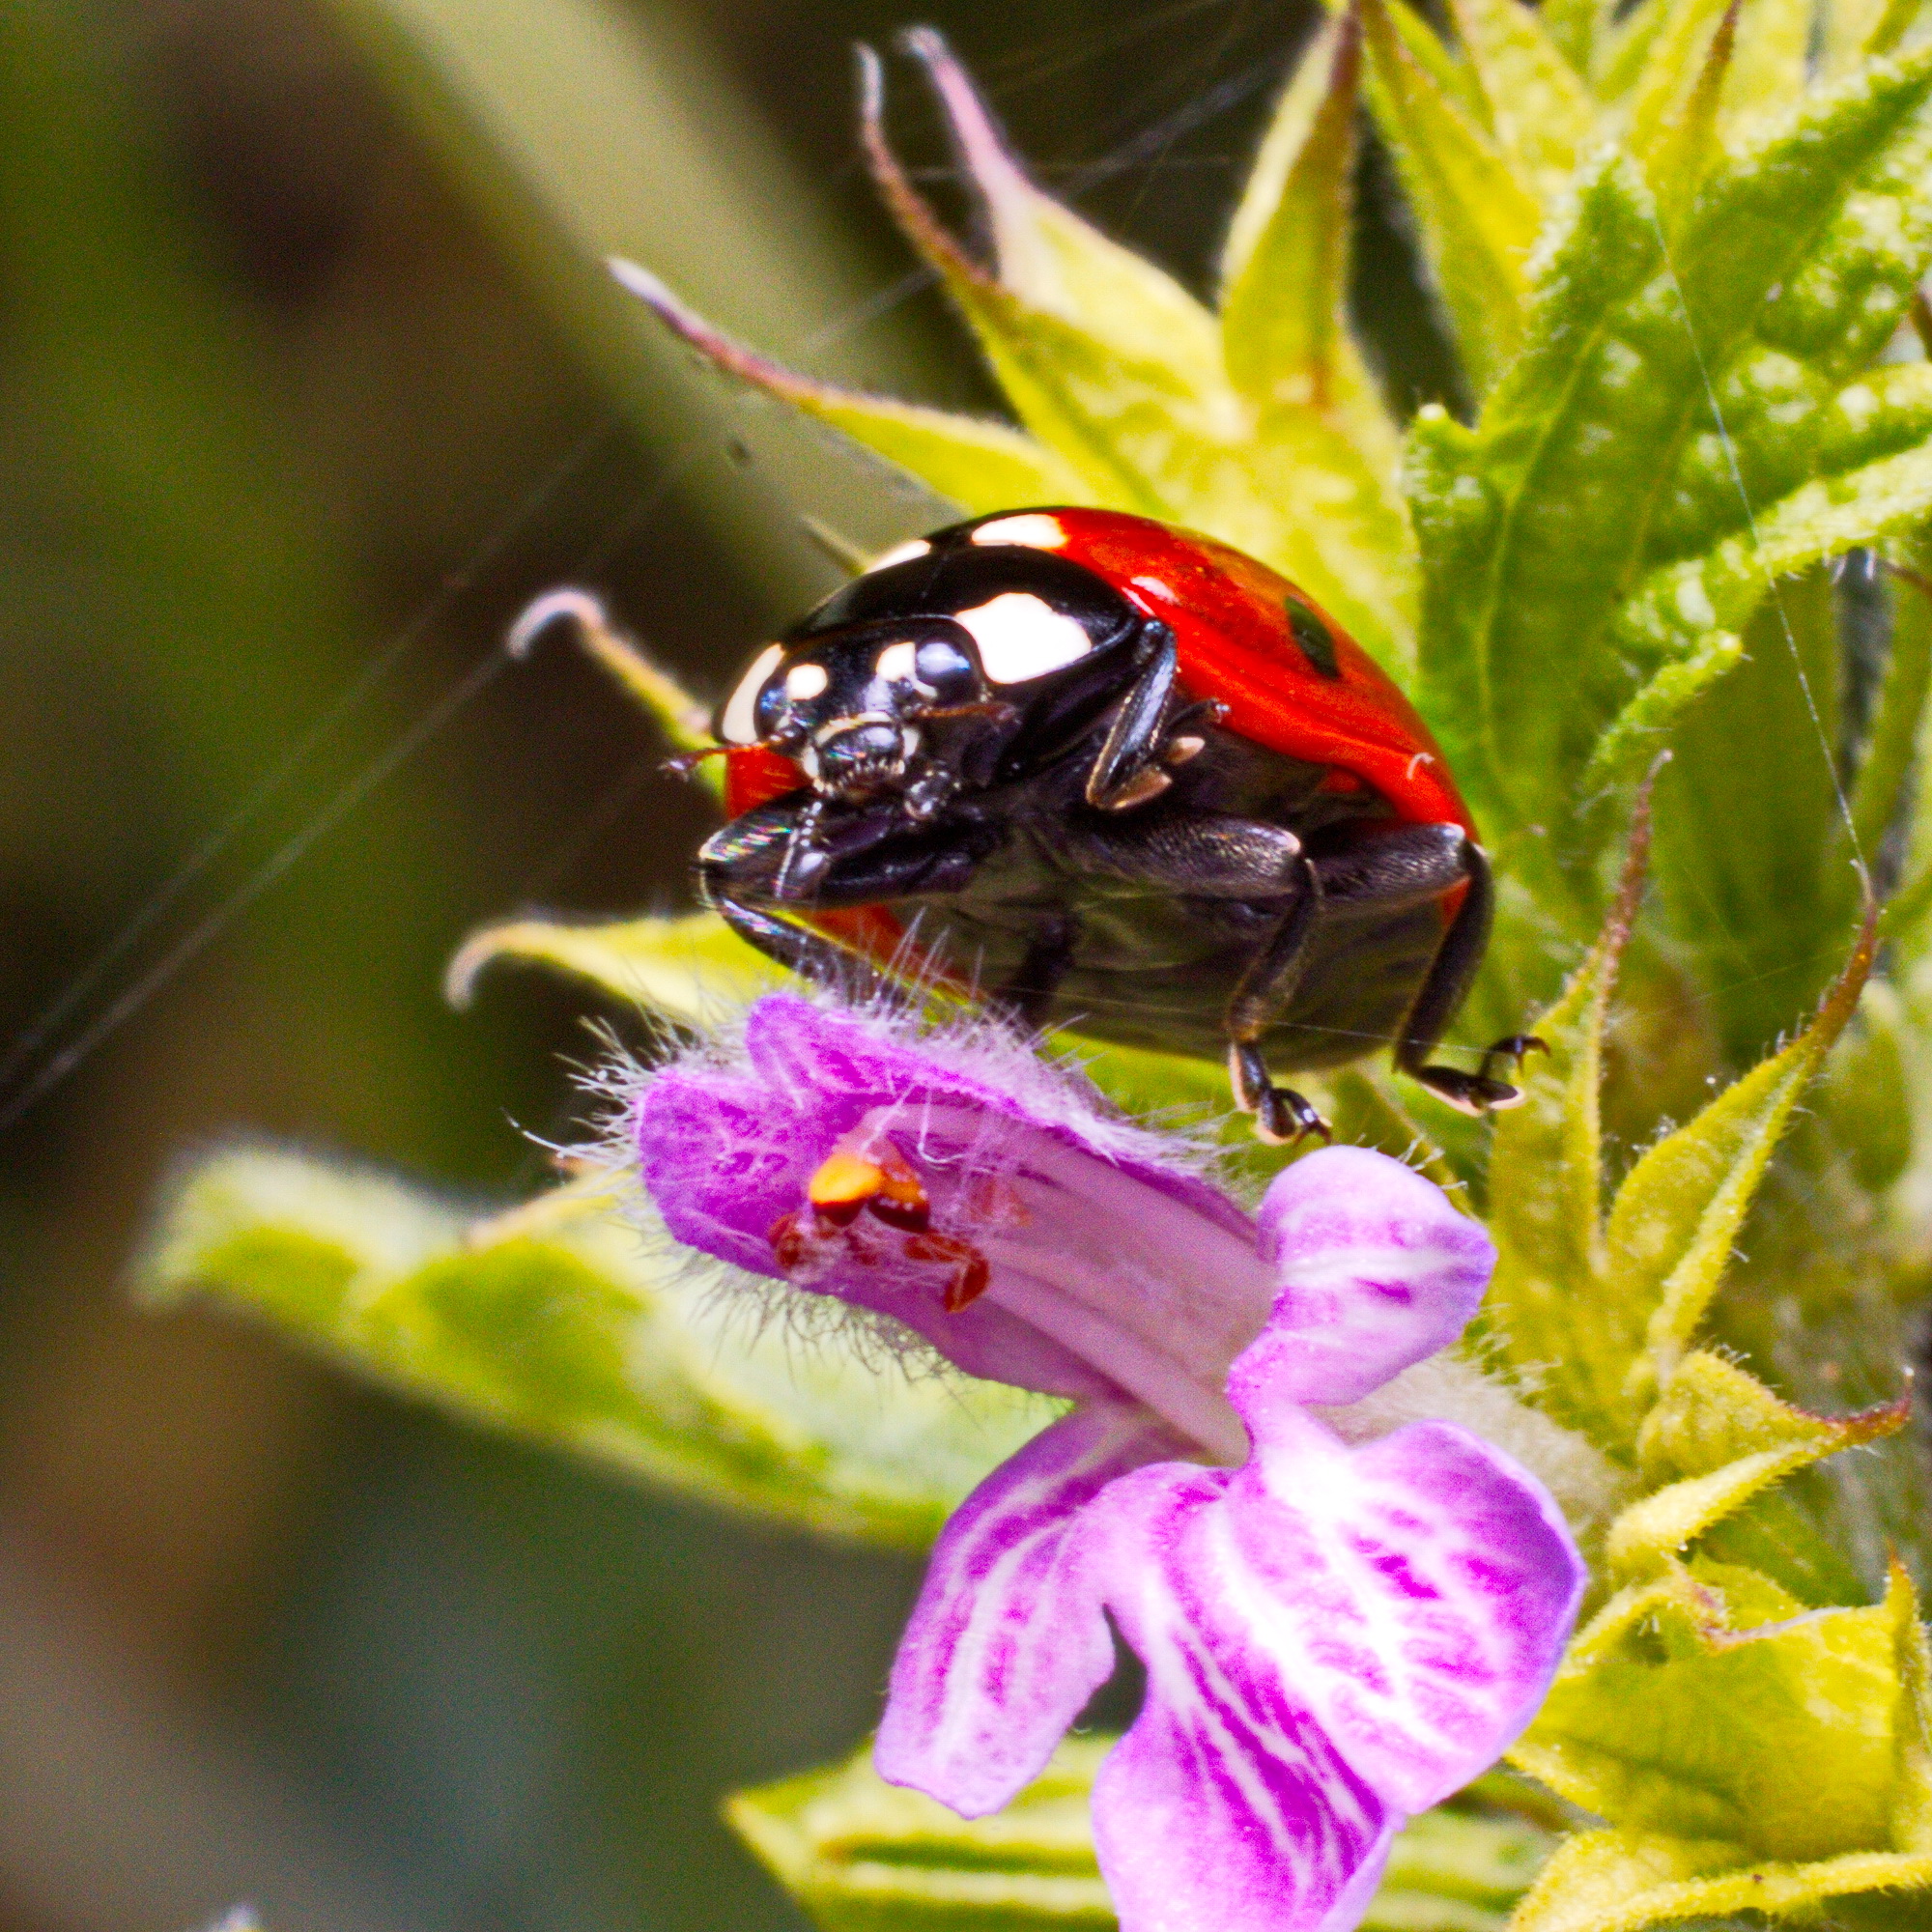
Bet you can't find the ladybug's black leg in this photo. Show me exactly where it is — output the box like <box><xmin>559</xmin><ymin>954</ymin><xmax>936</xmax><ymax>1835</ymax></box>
<box><xmin>1226</xmin><ymin>855</ymin><xmax>1330</xmax><ymax>1144</ymax></box>
<box><xmin>1388</xmin><ymin>838</ymin><xmax>1527</xmax><ymax>1115</ymax></box>
<box><xmin>710</xmin><ymin>892</ymin><xmax>859</xmax><ymax>985</ymax></box>
<box><xmin>999</xmin><ymin>914</ymin><xmax>1080</xmax><ymax>1031</ymax></box>
<box><xmin>1084</xmin><ymin>623</ymin><xmax>1180</xmax><ymax>812</ymax></box>
<box><xmin>1231</xmin><ymin>1040</ymin><xmax>1330</xmax><ymax>1145</ymax></box>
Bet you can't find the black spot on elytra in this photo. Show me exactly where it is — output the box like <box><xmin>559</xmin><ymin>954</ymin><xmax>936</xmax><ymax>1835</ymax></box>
<box><xmin>1285</xmin><ymin>596</ymin><xmax>1341</xmax><ymax>679</ymax></box>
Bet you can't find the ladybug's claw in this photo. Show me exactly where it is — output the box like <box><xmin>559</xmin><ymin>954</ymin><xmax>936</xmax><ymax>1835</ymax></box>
<box><xmin>1412</xmin><ymin>1066</ymin><xmax>1528</xmax><ymax>1116</ymax></box>
<box><xmin>1478</xmin><ymin>1034</ymin><xmax>1548</xmax><ymax>1084</ymax></box>
<box><xmin>1230</xmin><ymin>1042</ymin><xmax>1330</xmax><ymax>1146</ymax></box>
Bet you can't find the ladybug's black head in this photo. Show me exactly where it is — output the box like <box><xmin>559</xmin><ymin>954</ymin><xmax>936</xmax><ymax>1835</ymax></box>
<box><xmin>713</xmin><ymin>519</ymin><xmax>1145</xmax><ymax>814</ymax></box>
<box><xmin>716</xmin><ymin>614</ymin><xmax>990</xmax><ymax>803</ymax></box>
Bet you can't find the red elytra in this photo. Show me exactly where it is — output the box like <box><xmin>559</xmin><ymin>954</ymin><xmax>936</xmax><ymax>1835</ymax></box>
<box><xmin>724</xmin><ymin>507</ymin><xmax>1471</xmax><ymax>860</ymax></box>
<box><xmin>1040</xmin><ymin>511</ymin><xmax>1472</xmax><ymax>838</ymax></box>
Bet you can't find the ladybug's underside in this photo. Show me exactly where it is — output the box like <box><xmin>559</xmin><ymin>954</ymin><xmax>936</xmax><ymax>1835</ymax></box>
<box><xmin>706</xmin><ymin>726</ymin><xmax>1451</xmax><ymax>1071</ymax></box>
<box><xmin>696</xmin><ymin>507</ymin><xmax>1534</xmax><ymax>1140</ymax></box>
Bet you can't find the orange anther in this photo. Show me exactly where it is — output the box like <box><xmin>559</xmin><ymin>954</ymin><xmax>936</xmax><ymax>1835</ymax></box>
<box><xmin>869</xmin><ymin>1149</ymin><xmax>931</xmax><ymax>1232</ymax></box>
<box><xmin>808</xmin><ymin>1150</ymin><xmax>885</xmax><ymax>1227</ymax></box>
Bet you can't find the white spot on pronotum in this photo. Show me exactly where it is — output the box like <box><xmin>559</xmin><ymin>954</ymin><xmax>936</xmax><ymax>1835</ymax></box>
<box><xmin>953</xmin><ymin>593</ymin><xmax>1094</xmax><ymax>684</ymax></box>
<box><xmin>867</xmin><ymin>538</ymin><xmax>931</xmax><ymax>572</ymax></box>
<box><xmin>971</xmin><ymin>514</ymin><xmax>1066</xmax><ymax>550</ymax></box>
<box><xmin>784</xmin><ymin>661</ymin><xmax>830</xmax><ymax>701</ymax></box>
<box><xmin>719</xmin><ymin>642</ymin><xmax>783</xmax><ymax>744</ymax></box>
<box><xmin>874</xmin><ymin>639</ymin><xmax>920</xmax><ymax>684</ymax></box>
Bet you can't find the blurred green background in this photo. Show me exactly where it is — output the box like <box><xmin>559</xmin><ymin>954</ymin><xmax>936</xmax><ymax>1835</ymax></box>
<box><xmin>0</xmin><ymin>3</ymin><xmax>1451</xmax><ymax>1928</ymax></box>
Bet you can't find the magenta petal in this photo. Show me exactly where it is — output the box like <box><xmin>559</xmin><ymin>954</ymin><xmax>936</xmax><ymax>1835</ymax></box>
<box><xmin>875</xmin><ymin>1398</ymin><xmax>1191</xmax><ymax>1818</ymax></box>
<box><xmin>1249</xmin><ymin>1147</ymin><xmax>1494</xmax><ymax>1407</ymax></box>
<box><xmin>1164</xmin><ymin>1406</ymin><xmax>1583</xmax><ymax>1816</ymax></box>
<box><xmin>1083</xmin><ymin>1468</ymin><xmax>1400</xmax><ymax>1932</ymax></box>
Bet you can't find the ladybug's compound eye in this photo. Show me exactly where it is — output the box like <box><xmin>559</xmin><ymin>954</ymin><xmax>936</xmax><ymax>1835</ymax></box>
<box><xmin>910</xmin><ymin>636</ymin><xmax>977</xmax><ymax>697</ymax></box>
<box><xmin>718</xmin><ymin>642</ymin><xmax>783</xmax><ymax>745</ymax></box>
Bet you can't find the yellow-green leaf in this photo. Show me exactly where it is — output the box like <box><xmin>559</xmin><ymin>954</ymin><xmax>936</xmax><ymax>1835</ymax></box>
<box><xmin>1220</xmin><ymin>15</ymin><xmax>1381</xmax><ymax>432</ymax></box>
<box><xmin>1359</xmin><ymin>0</ymin><xmax>1543</xmax><ymax>395</ymax></box>
<box><xmin>1723</xmin><ymin>0</ymin><xmax>1816</xmax><ymax>140</ymax></box>
<box><xmin>141</xmin><ymin>1147</ymin><xmax>1045</xmax><ymax>1550</ymax></box>
<box><xmin>1603</xmin><ymin>912</ymin><xmax>1874</xmax><ymax>1423</ymax></box>
<box><xmin>1484</xmin><ymin>792</ymin><xmax>1650</xmax><ymax>1444</ymax></box>
<box><xmin>1641</xmin><ymin>0</ymin><xmax>1736</xmax><ymax>237</ymax></box>
<box><xmin>727</xmin><ymin>1736</ymin><xmax>1558</xmax><ymax>1932</ymax></box>
<box><xmin>1445</xmin><ymin>0</ymin><xmax>1597</xmax><ymax>203</ymax></box>
<box><xmin>895</xmin><ymin>30</ymin><xmax>1226</xmax><ymax>400</ymax></box>
<box><xmin>611</xmin><ymin>259</ymin><xmax>1094</xmax><ymax>517</ymax></box>
<box><xmin>1509</xmin><ymin>1826</ymin><xmax>1932</xmax><ymax>1931</ymax></box>
<box><xmin>446</xmin><ymin>908</ymin><xmax>784</xmax><ymax>1025</ymax></box>
<box><xmin>1620</xmin><ymin>0</ymin><xmax>1736</xmax><ymax>149</ymax></box>
<box><xmin>1515</xmin><ymin>1561</ymin><xmax>1921</xmax><ymax>1863</ymax></box>
<box><xmin>1579</xmin><ymin>628</ymin><xmax>1746</xmax><ymax>798</ymax></box>
<box><xmin>1849</xmin><ymin>544</ymin><xmax>1932</xmax><ymax>867</ymax></box>
<box><xmin>1606</xmin><ymin>1350</ymin><xmax>1910</xmax><ymax>1576</ymax></box>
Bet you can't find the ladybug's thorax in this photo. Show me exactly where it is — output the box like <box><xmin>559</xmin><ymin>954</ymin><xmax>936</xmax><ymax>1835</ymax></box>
<box><xmin>713</xmin><ymin>530</ymin><xmax>1148</xmax><ymax>810</ymax></box>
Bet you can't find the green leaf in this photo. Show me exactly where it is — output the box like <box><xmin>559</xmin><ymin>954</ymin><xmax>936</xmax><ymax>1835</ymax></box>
<box><xmin>1649</xmin><ymin>571</ymin><xmax>1857</xmax><ymax>1063</ymax></box>
<box><xmin>1484</xmin><ymin>789</ymin><xmax>1650</xmax><ymax>1444</ymax></box>
<box><xmin>859</xmin><ymin>49</ymin><xmax>1418</xmax><ymax>665</ymax></box>
<box><xmin>1359</xmin><ymin>0</ymin><xmax>1543</xmax><ymax>397</ymax></box>
<box><xmin>140</xmin><ymin>1147</ymin><xmax>1045</xmax><ymax>1550</ymax></box>
<box><xmin>610</xmin><ymin>260</ymin><xmax>1094</xmax><ymax>518</ymax></box>
<box><xmin>1220</xmin><ymin>15</ymin><xmax>1356</xmax><ymax>297</ymax></box>
<box><xmin>1622</xmin><ymin>0</ymin><xmax>1736</xmax><ymax>154</ymax></box>
<box><xmin>1577</xmin><ymin>626</ymin><xmax>1745</xmax><ymax>798</ymax></box>
<box><xmin>1618</xmin><ymin>441</ymin><xmax>1932</xmax><ymax>668</ymax></box>
<box><xmin>895</xmin><ymin>30</ymin><xmax>1226</xmax><ymax>400</ymax></box>
<box><xmin>1444</xmin><ymin>0</ymin><xmax>1597</xmax><ymax>204</ymax></box>
<box><xmin>725</xmin><ymin>1738</ymin><xmax>1557</xmax><ymax>1931</ymax></box>
<box><xmin>446</xmin><ymin>907</ymin><xmax>785</xmax><ymax>1024</ymax></box>
<box><xmin>1641</xmin><ymin>0</ymin><xmax>1736</xmax><ymax>238</ymax></box>
<box><xmin>1723</xmin><ymin>0</ymin><xmax>1816</xmax><ymax>140</ymax></box>
<box><xmin>1541</xmin><ymin>0</ymin><xmax>1614</xmax><ymax>81</ymax></box>
<box><xmin>1509</xmin><ymin>1826</ymin><xmax>1932</xmax><ymax>1931</ymax></box>
<box><xmin>1849</xmin><ymin>546</ymin><xmax>1932</xmax><ymax>867</ymax></box>
<box><xmin>1607</xmin><ymin>1349</ymin><xmax>1910</xmax><ymax>1576</ymax></box>
<box><xmin>1220</xmin><ymin>11</ymin><xmax>1404</xmax><ymax>482</ymax></box>
<box><xmin>1686</xmin><ymin>53</ymin><xmax>1932</xmax><ymax>384</ymax></box>
<box><xmin>1407</xmin><ymin>154</ymin><xmax>1667</xmax><ymax>850</ymax></box>
<box><xmin>1646</xmin><ymin>359</ymin><xmax>1932</xmax><ymax>575</ymax></box>
<box><xmin>1825</xmin><ymin>0</ymin><xmax>1931</xmax><ymax>71</ymax></box>
<box><xmin>1512</xmin><ymin>1567</ymin><xmax>1932</xmax><ymax>1928</ymax></box>
<box><xmin>1412</xmin><ymin>54</ymin><xmax>1932</xmax><ymax>857</ymax></box>
<box><xmin>1603</xmin><ymin>912</ymin><xmax>1874</xmax><ymax>1425</ymax></box>
<box><xmin>1515</xmin><ymin>1561</ymin><xmax>1921</xmax><ymax>1861</ymax></box>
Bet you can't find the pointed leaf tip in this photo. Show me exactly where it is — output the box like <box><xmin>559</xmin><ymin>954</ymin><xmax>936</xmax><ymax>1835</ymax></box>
<box><xmin>1484</xmin><ymin>774</ymin><xmax>1660</xmax><ymax>1443</ymax></box>
<box><xmin>1357</xmin><ymin>0</ymin><xmax>1541</xmax><ymax>395</ymax></box>
<box><xmin>1605</xmin><ymin>904</ymin><xmax>1879</xmax><ymax>1424</ymax></box>
<box><xmin>1220</xmin><ymin>10</ymin><xmax>1366</xmax><ymax>413</ymax></box>
<box><xmin>610</xmin><ymin>253</ymin><xmax>1091</xmax><ymax>514</ymax></box>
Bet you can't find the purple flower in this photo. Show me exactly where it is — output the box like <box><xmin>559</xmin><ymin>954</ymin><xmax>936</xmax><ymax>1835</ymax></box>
<box><xmin>634</xmin><ymin>993</ymin><xmax>1585</xmax><ymax>1932</ymax></box>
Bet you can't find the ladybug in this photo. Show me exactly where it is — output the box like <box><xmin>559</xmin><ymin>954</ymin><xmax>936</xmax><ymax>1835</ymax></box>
<box><xmin>694</xmin><ymin>507</ymin><xmax>1536</xmax><ymax>1141</ymax></box>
